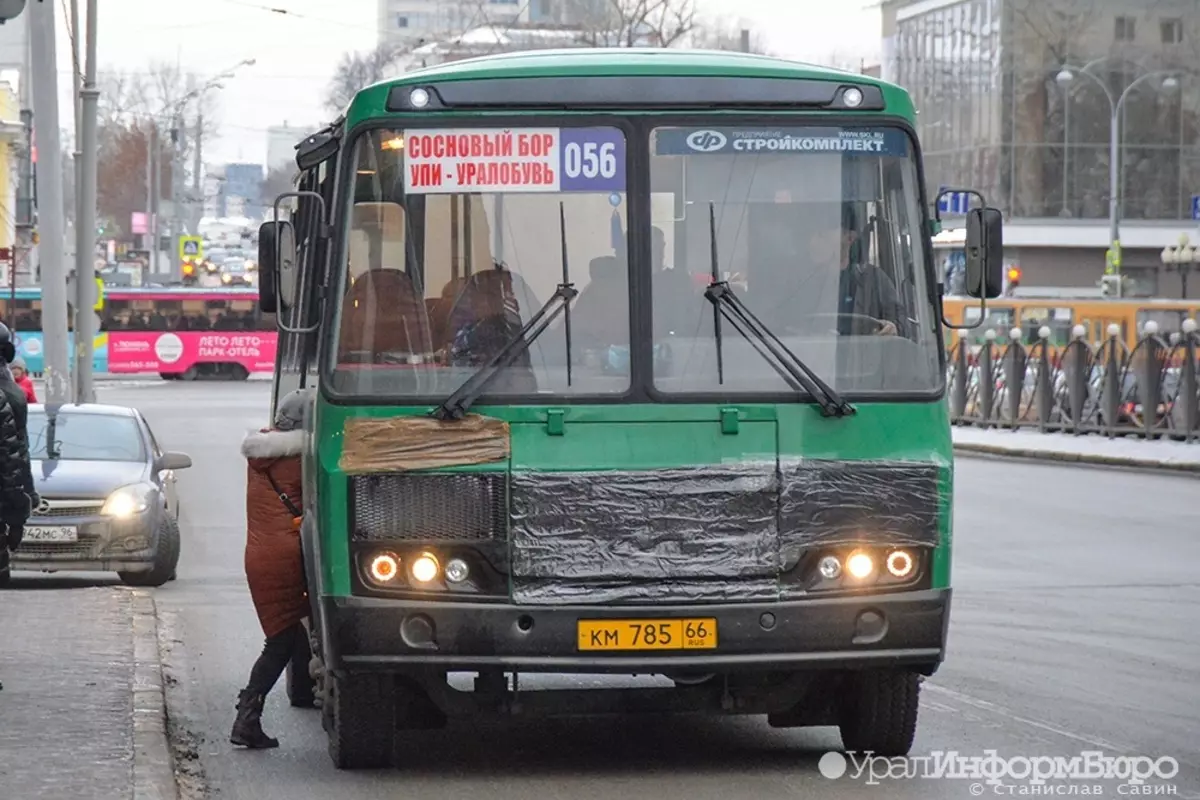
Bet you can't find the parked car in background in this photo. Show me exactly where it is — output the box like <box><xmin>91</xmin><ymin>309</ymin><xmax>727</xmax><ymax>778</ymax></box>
<box><xmin>0</xmin><ymin>403</ymin><xmax>191</xmax><ymax>587</ymax></box>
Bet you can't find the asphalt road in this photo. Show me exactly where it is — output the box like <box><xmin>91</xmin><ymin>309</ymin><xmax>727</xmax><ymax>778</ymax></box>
<box><xmin>83</xmin><ymin>381</ymin><xmax>1200</xmax><ymax>798</ymax></box>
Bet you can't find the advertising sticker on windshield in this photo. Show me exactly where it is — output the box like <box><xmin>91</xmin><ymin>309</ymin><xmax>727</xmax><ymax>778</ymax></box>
<box><xmin>654</xmin><ymin>127</ymin><xmax>909</xmax><ymax>158</ymax></box>
<box><xmin>403</xmin><ymin>127</ymin><xmax>625</xmax><ymax>194</ymax></box>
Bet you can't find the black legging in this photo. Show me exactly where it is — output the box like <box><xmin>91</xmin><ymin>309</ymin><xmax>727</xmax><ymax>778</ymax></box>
<box><xmin>245</xmin><ymin>622</ymin><xmax>311</xmax><ymax>696</ymax></box>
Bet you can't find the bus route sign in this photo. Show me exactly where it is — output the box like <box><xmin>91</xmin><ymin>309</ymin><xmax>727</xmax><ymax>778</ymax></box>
<box><xmin>402</xmin><ymin>127</ymin><xmax>626</xmax><ymax>194</ymax></box>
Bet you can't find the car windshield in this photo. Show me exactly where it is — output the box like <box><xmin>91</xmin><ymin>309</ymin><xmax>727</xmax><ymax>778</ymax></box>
<box><xmin>648</xmin><ymin>125</ymin><xmax>942</xmax><ymax>395</ymax></box>
<box><xmin>27</xmin><ymin>411</ymin><xmax>145</xmax><ymax>462</ymax></box>
<box><xmin>329</xmin><ymin>126</ymin><xmax>630</xmax><ymax>398</ymax></box>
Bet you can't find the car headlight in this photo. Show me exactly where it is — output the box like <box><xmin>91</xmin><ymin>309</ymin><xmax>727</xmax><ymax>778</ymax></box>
<box><xmin>101</xmin><ymin>483</ymin><xmax>157</xmax><ymax>518</ymax></box>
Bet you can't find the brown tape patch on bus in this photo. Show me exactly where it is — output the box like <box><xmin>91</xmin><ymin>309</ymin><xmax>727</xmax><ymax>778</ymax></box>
<box><xmin>339</xmin><ymin>414</ymin><xmax>510</xmax><ymax>474</ymax></box>
<box><xmin>509</xmin><ymin>464</ymin><xmax>777</xmax><ymax>602</ymax></box>
<box><xmin>778</xmin><ymin>459</ymin><xmax>941</xmax><ymax>563</ymax></box>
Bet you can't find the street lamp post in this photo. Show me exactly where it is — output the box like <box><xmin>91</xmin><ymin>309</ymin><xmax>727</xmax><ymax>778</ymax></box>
<box><xmin>1161</xmin><ymin>234</ymin><xmax>1198</xmax><ymax>299</ymax></box>
<box><xmin>1055</xmin><ymin>65</ymin><xmax>1180</xmax><ymax>291</ymax></box>
<box><xmin>143</xmin><ymin>58</ymin><xmax>255</xmax><ymax>282</ymax></box>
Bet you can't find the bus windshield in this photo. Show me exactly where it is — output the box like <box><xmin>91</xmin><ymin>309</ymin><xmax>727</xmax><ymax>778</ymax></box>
<box><xmin>330</xmin><ymin>126</ymin><xmax>629</xmax><ymax>398</ymax></box>
<box><xmin>648</xmin><ymin>125</ymin><xmax>942</xmax><ymax>395</ymax></box>
<box><xmin>328</xmin><ymin>123</ymin><xmax>942</xmax><ymax>399</ymax></box>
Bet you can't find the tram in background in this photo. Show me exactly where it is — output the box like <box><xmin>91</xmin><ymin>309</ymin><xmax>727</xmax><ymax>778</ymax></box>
<box><xmin>941</xmin><ymin>294</ymin><xmax>1200</xmax><ymax>351</ymax></box>
<box><xmin>1</xmin><ymin>286</ymin><xmax>277</xmax><ymax>380</ymax></box>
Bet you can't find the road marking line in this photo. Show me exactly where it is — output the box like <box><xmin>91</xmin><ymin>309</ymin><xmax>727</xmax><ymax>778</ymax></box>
<box><xmin>925</xmin><ymin>684</ymin><xmax>1131</xmax><ymax>752</ymax></box>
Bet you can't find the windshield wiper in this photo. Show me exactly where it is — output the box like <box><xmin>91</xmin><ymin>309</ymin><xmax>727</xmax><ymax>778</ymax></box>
<box><xmin>702</xmin><ymin>203</ymin><xmax>854</xmax><ymax>418</ymax></box>
<box><xmin>431</xmin><ymin>202</ymin><xmax>578</xmax><ymax>421</ymax></box>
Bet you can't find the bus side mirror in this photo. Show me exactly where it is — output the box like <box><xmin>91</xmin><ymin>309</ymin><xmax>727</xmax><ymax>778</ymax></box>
<box><xmin>257</xmin><ymin>220</ymin><xmax>297</xmax><ymax>313</ymax></box>
<box><xmin>964</xmin><ymin>207</ymin><xmax>1003</xmax><ymax>299</ymax></box>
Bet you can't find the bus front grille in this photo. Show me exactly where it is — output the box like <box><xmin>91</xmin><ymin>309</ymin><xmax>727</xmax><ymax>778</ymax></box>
<box><xmin>349</xmin><ymin>473</ymin><xmax>506</xmax><ymax>543</ymax></box>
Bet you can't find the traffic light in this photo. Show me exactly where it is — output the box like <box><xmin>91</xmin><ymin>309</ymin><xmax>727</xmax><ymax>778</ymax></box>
<box><xmin>1005</xmin><ymin>265</ymin><xmax>1021</xmax><ymax>296</ymax></box>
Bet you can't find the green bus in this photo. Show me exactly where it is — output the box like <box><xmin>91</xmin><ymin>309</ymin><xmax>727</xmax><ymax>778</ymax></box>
<box><xmin>258</xmin><ymin>48</ymin><xmax>1003</xmax><ymax>769</ymax></box>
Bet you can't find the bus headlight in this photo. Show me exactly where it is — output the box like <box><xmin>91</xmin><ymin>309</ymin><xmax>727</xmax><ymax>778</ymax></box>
<box><xmin>444</xmin><ymin>557</ymin><xmax>469</xmax><ymax>584</ymax></box>
<box><xmin>817</xmin><ymin>555</ymin><xmax>842</xmax><ymax>580</ymax></box>
<box><xmin>886</xmin><ymin>549</ymin><xmax>915</xmax><ymax>578</ymax></box>
<box><xmin>845</xmin><ymin>551</ymin><xmax>875</xmax><ymax>580</ymax></box>
<box><xmin>410</xmin><ymin>552</ymin><xmax>439</xmax><ymax>583</ymax></box>
<box><xmin>368</xmin><ymin>552</ymin><xmax>400</xmax><ymax>583</ymax></box>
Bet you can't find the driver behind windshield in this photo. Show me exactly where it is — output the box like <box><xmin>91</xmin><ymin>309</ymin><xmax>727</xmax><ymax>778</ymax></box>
<box><xmin>827</xmin><ymin>204</ymin><xmax>907</xmax><ymax>338</ymax></box>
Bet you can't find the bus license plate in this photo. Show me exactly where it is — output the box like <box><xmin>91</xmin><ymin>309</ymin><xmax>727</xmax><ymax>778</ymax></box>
<box><xmin>577</xmin><ymin>618</ymin><xmax>717</xmax><ymax>651</ymax></box>
<box><xmin>24</xmin><ymin>526</ymin><xmax>78</xmax><ymax>543</ymax></box>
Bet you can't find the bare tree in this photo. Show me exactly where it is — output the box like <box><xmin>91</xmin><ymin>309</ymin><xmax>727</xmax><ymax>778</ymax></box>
<box><xmin>323</xmin><ymin>0</ymin><xmax>522</xmax><ymax>111</ymax></box>
<box><xmin>691</xmin><ymin>17</ymin><xmax>769</xmax><ymax>54</ymax></box>
<box><xmin>261</xmin><ymin>163</ymin><xmax>299</xmax><ymax>203</ymax></box>
<box><xmin>570</xmin><ymin>0</ymin><xmax>698</xmax><ymax>48</ymax></box>
<box><xmin>324</xmin><ymin>43</ymin><xmax>410</xmax><ymax>115</ymax></box>
<box><xmin>89</xmin><ymin>61</ymin><xmax>223</xmax><ymax>240</ymax></box>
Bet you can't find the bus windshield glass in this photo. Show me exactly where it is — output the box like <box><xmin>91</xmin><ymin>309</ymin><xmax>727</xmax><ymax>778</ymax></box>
<box><xmin>648</xmin><ymin>125</ymin><xmax>942</xmax><ymax>395</ymax></box>
<box><xmin>329</xmin><ymin>126</ymin><xmax>630</xmax><ymax>398</ymax></box>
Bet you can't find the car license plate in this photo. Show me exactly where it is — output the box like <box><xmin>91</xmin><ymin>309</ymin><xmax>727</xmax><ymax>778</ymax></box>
<box><xmin>577</xmin><ymin>618</ymin><xmax>718</xmax><ymax>651</ymax></box>
<box><xmin>23</xmin><ymin>526</ymin><xmax>78</xmax><ymax>543</ymax></box>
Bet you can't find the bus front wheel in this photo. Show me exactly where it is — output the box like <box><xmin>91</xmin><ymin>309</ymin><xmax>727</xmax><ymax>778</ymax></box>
<box><xmin>837</xmin><ymin>670</ymin><xmax>920</xmax><ymax>757</ymax></box>
<box><xmin>325</xmin><ymin>672</ymin><xmax>395</xmax><ymax>769</ymax></box>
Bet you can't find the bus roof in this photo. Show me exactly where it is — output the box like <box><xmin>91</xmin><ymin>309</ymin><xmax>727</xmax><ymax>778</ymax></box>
<box><xmin>389</xmin><ymin>48</ymin><xmax>892</xmax><ymax>87</ymax></box>
<box><xmin>342</xmin><ymin>48</ymin><xmax>913</xmax><ymax>128</ymax></box>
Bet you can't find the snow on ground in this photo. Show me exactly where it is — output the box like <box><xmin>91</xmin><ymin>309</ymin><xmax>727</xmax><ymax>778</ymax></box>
<box><xmin>952</xmin><ymin>425</ymin><xmax>1200</xmax><ymax>468</ymax></box>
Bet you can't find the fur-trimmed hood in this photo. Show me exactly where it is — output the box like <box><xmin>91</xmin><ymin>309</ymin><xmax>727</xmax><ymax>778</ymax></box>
<box><xmin>241</xmin><ymin>428</ymin><xmax>308</xmax><ymax>460</ymax></box>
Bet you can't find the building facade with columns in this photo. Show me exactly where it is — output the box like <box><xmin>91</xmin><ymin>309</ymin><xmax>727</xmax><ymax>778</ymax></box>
<box><xmin>880</xmin><ymin>0</ymin><xmax>1200</xmax><ymax>297</ymax></box>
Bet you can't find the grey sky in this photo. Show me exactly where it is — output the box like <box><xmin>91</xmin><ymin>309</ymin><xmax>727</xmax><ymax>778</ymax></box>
<box><xmin>49</xmin><ymin>0</ymin><xmax>880</xmax><ymax>166</ymax></box>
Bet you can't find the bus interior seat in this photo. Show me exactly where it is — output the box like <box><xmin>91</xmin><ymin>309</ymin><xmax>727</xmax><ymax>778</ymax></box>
<box><xmin>338</xmin><ymin>201</ymin><xmax>435</xmax><ymax>360</ymax></box>
<box><xmin>338</xmin><ymin>269</ymin><xmax>433</xmax><ymax>361</ymax></box>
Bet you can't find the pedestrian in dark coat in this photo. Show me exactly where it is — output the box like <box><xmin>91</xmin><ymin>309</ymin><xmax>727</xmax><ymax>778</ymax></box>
<box><xmin>230</xmin><ymin>390</ymin><xmax>315</xmax><ymax>749</ymax></box>
<box><xmin>0</xmin><ymin>323</ymin><xmax>38</xmax><ymax>690</ymax></box>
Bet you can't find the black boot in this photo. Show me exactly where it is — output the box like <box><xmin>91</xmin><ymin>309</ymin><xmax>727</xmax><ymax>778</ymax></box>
<box><xmin>230</xmin><ymin>690</ymin><xmax>279</xmax><ymax>749</ymax></box>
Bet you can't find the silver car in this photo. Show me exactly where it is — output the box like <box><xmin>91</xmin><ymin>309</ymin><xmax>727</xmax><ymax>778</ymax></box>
<box><xmin>0</xmin><ymin>403</ymin><xmax>192</xmax><ymax>587</ymax></box>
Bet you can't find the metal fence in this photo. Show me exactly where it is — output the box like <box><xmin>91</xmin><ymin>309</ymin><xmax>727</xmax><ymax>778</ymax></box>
<box><xmin>948</xmin><ymin>319</ymin><xmax>1200</xmax><ymax>441</ymax></box>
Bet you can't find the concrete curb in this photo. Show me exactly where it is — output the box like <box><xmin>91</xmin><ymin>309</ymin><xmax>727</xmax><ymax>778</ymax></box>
<box><xmin>953</xmin><ymin>442</ymin><xmax>1200</xmax><ymax>474</ymax></box>
<box><xmin>130</xmin><ymin>590</ymin><xmax>179</xmax><ymax>800</ymax></box>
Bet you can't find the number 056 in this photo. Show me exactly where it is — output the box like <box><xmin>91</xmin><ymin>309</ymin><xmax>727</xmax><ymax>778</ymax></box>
<box><xmin>564</xmin><ymin>141</ymin><xmax>617</xmax><ymax>179</ymax></box>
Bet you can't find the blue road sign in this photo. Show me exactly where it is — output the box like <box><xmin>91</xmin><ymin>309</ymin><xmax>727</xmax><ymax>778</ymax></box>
<box><xmin>937</xmin><ymin>187</ymin><xmax>971</xmax><ymax>216</ymax></box>
<box><xmin>1192</xmin><ymin>194</ymin><xmax>1200</xmax><ymax>221</ymax></box>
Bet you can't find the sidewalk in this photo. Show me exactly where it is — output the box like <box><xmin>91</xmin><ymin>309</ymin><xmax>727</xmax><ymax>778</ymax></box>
<box><xmin>952</xmin><ymin>426</ymin><xmax>1200</xmax><ymax>472</ymax></box>
<box><xmin>0</xmin><ymin>585</ymin><xmax>176</xmax><ymax>799</ymax></box>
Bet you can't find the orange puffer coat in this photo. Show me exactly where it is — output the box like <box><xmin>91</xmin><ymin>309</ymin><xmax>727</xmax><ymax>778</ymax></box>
<box><xmin>241</xmin><ymin>428</ymin><xmax>308</xmax><ymax>638</ymax></box>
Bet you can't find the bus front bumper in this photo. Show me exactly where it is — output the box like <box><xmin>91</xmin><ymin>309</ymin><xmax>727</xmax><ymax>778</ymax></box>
<box><xmin>322</xmin><ymin>588</ymin><xmax>950</xmax><ymax>675</ymax></box>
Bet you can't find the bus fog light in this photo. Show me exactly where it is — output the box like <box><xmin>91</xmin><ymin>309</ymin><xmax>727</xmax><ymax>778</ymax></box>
<box><xmin>817</xmin><ymin>555</ymin><xmax>842</xmax><ymax>579</ymax></box>
<box><xmin>846</xmin><ymin>551</ymin><xmax>875</xmax><ymax>580</ymax></box>
<box><xmin>369</xmin><ymin>553</ymin><xmax>400</xmax><ymax>582</ymax></box>
<box><xmin>444</xmin><ymin>558</ymin><xmax>469</xmax><ymax>584</ymax></box>
<box><xmin>410</xmin><ymin>552</ymin><xmax>440</xmax><ymax>583</ymax></box>
<box><xmin>886</xmin><ymin>550</ymin><xmax>914</xmax><ymax>578</ymax></box>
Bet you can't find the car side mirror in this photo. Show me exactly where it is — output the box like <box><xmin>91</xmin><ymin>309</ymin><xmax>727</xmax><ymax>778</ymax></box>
<box><xmin>964</xmin><ymin>207</ymin><xmax>1003</xmax><ymax>299</ymax></box>
<box><xmin>157</xmin><ymin>451</ymin><xmax>192</xmax><ymax>471</ymax></box>
<box><xmin>257</xmin><ymin>219</ymin><xmax>297</xmax><ymax>314</ymax></box>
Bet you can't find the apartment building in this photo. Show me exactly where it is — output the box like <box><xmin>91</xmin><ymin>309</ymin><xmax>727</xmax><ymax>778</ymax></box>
<box><xmin>881</xmin><ymin>0</ymin><xmax>1200</xmax><ymax>296</ymax></box>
